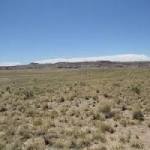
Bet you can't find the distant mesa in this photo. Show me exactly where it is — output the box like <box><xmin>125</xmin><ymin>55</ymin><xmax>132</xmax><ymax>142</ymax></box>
<box><xmin>29</xmin><ymin>62</ymin><xmax>39</xmax><ymax>65</ymax></box>
<box><xmin>0</xmin><ymin>60</ymin><xmax>150</xmax><ymax>70</ymax></box>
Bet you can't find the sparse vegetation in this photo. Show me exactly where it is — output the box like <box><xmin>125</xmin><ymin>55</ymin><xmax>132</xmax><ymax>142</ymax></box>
<box><xmin>130</xmin><ymin>84</ymin><xmax>141</xmax><ymax>95</ymax></box>
<box><xmin>131</xmin><ymin>140</ymin><xmax>144</xmax><ymax>149</ymax></box>
<box><xmin>132</xmin><ymin>107</ymin><xmax>144</xmax><ymax>121</ymax></box>
<box><xmin>0</xmin><ymin>69</ymin><xmax>149</xmax><ymax>150</ymax></box>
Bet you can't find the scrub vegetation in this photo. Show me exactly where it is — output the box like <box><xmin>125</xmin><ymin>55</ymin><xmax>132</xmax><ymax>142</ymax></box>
<box><xmin>0</xmin><ymin>69</ymin><xmax>150</xmax><ymax>150</ymax></box>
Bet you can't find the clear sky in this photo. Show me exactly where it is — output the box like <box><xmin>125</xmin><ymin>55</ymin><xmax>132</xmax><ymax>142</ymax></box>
<box><xmin>0</xmin><ymin>0</ymin><xmax>150</xmax><ymax>64</ymax></box>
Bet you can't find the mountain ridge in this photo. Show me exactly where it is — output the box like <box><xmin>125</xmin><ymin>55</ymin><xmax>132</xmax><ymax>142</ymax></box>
<box><xmin>1</xmin><ymin>61</ymin><xmax>150</xmax><ymax>70</ymax></box>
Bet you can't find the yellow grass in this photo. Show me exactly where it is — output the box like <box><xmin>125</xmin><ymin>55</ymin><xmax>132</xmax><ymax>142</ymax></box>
<box><xmin>0</xmin><ymin>68</ymin><xmax>150</xmax><ymax>150</ymax></box>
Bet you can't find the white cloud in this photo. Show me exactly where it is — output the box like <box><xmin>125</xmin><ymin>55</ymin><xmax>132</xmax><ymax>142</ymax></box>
<box><xmin>35</xmin><ymin>54</ymin><xmax>150</xmax><ymax>64</ymax></box>
<box><xmin>0</xmin><ymin>62</ymin><xmax>21</xmax><ymax>66</ymax></box>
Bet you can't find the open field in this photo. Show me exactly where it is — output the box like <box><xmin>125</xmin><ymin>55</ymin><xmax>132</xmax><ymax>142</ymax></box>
<box><xmin>0</xmin><ymin>69</ymin><xmax>150</xmax><ymax>150</ymax></box>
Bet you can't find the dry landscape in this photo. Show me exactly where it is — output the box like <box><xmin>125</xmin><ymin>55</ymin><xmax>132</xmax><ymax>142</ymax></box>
<box><xmin>0</xmin><ymin>68</ymin><xmax>150</xmax><ymax>150</ymax></box>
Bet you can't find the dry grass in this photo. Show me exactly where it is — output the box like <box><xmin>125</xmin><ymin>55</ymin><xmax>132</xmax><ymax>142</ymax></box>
<box><xmin>0</xmin><ymin>68</ymin><xmax>150</xmax><ymax>150</ymax></box>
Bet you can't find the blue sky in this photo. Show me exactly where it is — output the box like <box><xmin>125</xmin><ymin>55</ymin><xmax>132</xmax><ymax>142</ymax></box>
<box><xmin>0</xmin><ymin>0</ymin><xmax>150</xmax><ymax>64</ymax></box>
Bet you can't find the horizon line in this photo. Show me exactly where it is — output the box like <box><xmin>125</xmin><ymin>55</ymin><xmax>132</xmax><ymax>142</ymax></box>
<box><xmin>0</xmin><ymin>54</ymin><xmax>150</xmax><ymax>66</ymax></box>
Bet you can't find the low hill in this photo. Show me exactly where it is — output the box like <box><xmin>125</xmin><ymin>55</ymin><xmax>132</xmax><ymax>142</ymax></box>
<box><xmin>1</xmin><ymin>61</ymin><xmax>150</xmax><ymax>70</ymax></box>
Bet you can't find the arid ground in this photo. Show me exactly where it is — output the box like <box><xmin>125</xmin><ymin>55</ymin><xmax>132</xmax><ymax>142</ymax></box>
<box><xmin>0</xmin><ymin>69</ymin><xmax>150</xmax><ymax>150</ymax></box>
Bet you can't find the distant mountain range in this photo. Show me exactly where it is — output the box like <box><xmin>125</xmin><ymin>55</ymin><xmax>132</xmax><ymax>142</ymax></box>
<box><xmin>1</xmin><ymin>61</ymin><xmax>150</xmax><ymax>70</ymax></box>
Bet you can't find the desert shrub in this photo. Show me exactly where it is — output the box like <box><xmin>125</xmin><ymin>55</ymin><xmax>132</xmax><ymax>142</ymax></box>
<box><xmin>111</xmin><ymin>144</ymin><xmax>124</xmax><ymax>150</ymax></box>
<box><xmin>92</xmin><ymin>112</ymin><xmax>105</xmax><ymax>121</ymax></box>
<box><xmin>17</xmin><ymin>88</ymin><xmax>34</xmax><ymax>100</ymax></box>
<box><xmin>93</xmin><ymin>132</ymin><xmax>107</xmax><ymax>143</ymax></box>
<box><xmin>33</xmin><ymin>118</ymin><xmax>42</xmax><ymax>126</ymax></box>
<box><xmin>26</xmin><ymin>108</ymin><xmax>36</xmax><ymax>117</ymax></box>
<box><xmin>0</xmin><ymin>106</ymin><xmax>7</xmax><ymax>112</ymax></box>
<box><xmin>101</xmin><ymin>124</ymin><xmax>115</xmax><ymax>134</ymax></box>
<box><xmin>96</xmin><ymin>89</ymin><xmax>100</xmax><ymax>93</ymax></box>
<box><xmin>121</xmin><ymin>104</ymin><xmax>127</xmax><ymax>111</ymax></box>
<box><xmin>54</xmin><ymin>139</ymin><xmax>65</xmax><ymax>149</ymax></box>
<box><xmin>113</xmin><ymin>83</ymin><xmax>120</xmax><ymax>87</ymax></box>
<box><xmin>98</xmin><ymin>122</ymin><xmax>115</xmax><ymax>134</ymax></box>
<box><xmin>85</xmin><ymin>96</ymin><xmax>90</xmax><ymax>100</ymax></box>
<box><xmin>120</xmin><ymin>119</ymin><xmax>128</xmax><ymax>127</ymax></box>
<box><xmin>130</xmin><ymin>84</ymin><xmax>141</xmax><ymax>95</ymax></box>
<box><xmin>132</xmin><ymin>109</ymin><xmax>144</xmax><ymax>121</ymax></box>
<box><xmin>105</xmin><ymin>111</ymin><xmax>115</xmax><ymax>119</ymax></box>
<box><xmin>23</xmin><ymin>89</ymin><xmax>34</xmax><ymax>100</ymax></box>
<box><xmin>17</xmin><ymin>125</ymin><xmax>32</xmax><ymax>140</ymax></box>
<box><xmin>5</xmin><ymin>142</ymin><xmax>22</xmax><ymax>150</ymax></box>
<box><xmin>115</xmin><ymin>99</ymin><xmax>120</xmax><ymax>105</ymax></box>
<box><xmin>68</xmin><ymin>108</ymin><xmax>80</xmax><ymax>117</ymax></box>
<box><xmin>60</xmin><ymin>107</ymin><xmax>68</xmax><ymax>115</ymax></box>
<box><xmin>103</xmin><ymin>93</ymin><xmax>111</xmax><ymax>98</ymax></box>
<box><xmin>75</xmin><ymin>138</ymin><xmax>90</xmax><ymax>149</ymax></box>
<box><xmin>131</xmin><ymin>140</ymin><xmax>144</xmax><ymax>149</ymax></box>
<box><xmin>50</xmin><ymin>110</ymin><xmax>59</xmax><ymax>119</ymax></box>
<box><xmin>42</xmin><ymin>103</ymin><xmax>48</xmax><ymax>110</ymax></box>
<box><xmin>98</xmin><ymin>102</ymin><xmax>111</xmax><ymax>114</ymax></box>
<box><xmin>119</xmin><ymin>136</ymin><xmax>127</xmax><ymax>144</ymax></box>
<box><xmin>22</xmin><ymin>137</ymin><xmax>46</xmax><ymax>150</ymax></box>
<box><xmin>97</xmin><ymin>102</ymin><xmax>114</xmax><ymax>119</ymax></box>
<box><xmin>58</xmin><ymin>96</ymin><xmax>65</xmax><ymax>103</ymax></box>
<box><xmin>113</xmin><ymin>112</ymin><xmax>121</xmax><ymax>121</ymax></box>
<box><xmin>93</xmin><ymin>96</ymin><xmax>98</xmax><ymax>101</ymax></box>
<box><xmin>69</xmin><ymin>95</ymin><xmax>76</xmax><ymax>101</ymax></box>
<box><xmin>79</xmin><ymin>82</ymin><xmax>86</xmax><ymax>86</ymax></box>
<box><xmin>0</xmin><ymin>144</ymin><xmax>5</xmax><ymax>150</ymax></box>
<box><xmin>145</xmin><ymin>103</ymin><xmax>150</xmax><ymax>112</ymax></box>
<box><xmin>99</xmin><ymin>146</ymin><xmax>107</xmax><ymax>150</ymax></box>
<box><xmin>6</xmin><ymin>86</ymin><xmax>11</xmax><ymax>93</ymax></box>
